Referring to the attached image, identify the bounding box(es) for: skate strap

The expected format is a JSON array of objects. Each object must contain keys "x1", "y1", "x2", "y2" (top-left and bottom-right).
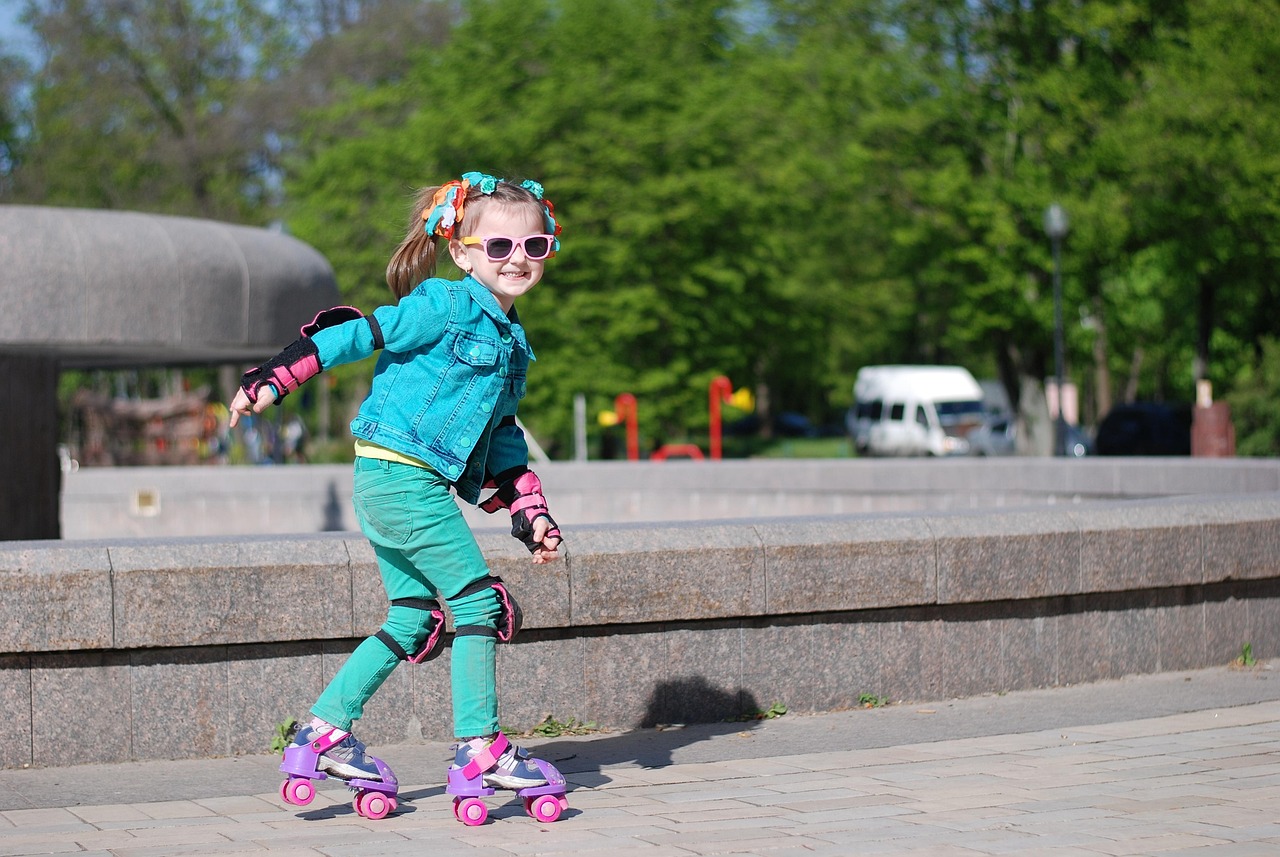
[
  {"x1": 309, "y1": 728, "x2": 350, "y2": 754},
  {"x1": 460, "y1": 732, "x2": 511, "y2": 781}
]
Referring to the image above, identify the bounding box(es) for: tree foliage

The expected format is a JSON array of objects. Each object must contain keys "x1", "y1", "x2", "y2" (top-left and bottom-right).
[
  {"x1": 1227, "y1": 338, "x2": 1280, "y2": 457},
  {"x1": 4, "y1": 0, "x2": 1278, "y2": 455}
]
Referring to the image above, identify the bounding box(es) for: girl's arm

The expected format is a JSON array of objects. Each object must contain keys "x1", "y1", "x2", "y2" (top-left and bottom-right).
[{"x1": 228, "y1": 306, "x2": 376, "y2": 427}]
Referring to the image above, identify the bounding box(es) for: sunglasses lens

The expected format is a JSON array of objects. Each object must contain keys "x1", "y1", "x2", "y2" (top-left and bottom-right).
[
  {"x1": 485, "y1": 238, "x2": 515, "y2": 259},
  {"x1": 525, "y1": 236, "x2": 551, "y2": 258}
]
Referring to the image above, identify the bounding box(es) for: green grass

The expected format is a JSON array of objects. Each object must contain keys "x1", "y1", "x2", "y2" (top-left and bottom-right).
[
  {"x1": 504, "y1": 715, "x2": 601, "y2": 738},
  {"x1": 729, "y1": 701, "x2": 789, "y2": 722},
  {"x1": 723, "y1": 436, "x2": 855, "y2": 459},
  {"x1": 751, "y1": 437, "x2": 855, "y2": 458},
  {"x1": 270, "y1": 717, "x2": 298, "y2": 753}
]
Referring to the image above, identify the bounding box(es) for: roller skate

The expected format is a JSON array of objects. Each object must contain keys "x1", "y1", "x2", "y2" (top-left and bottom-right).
[
  {"x1": 446, "y1": 732, "x2": 569, "y2": 825},
  {"x1": 278, "y1": 725, "x2": 399, "y2": 819}
]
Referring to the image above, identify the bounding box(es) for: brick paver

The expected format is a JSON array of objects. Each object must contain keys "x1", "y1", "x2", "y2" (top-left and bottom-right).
[{"x1": 2, "y1": 698, "x2": 1279, "y2": 856}]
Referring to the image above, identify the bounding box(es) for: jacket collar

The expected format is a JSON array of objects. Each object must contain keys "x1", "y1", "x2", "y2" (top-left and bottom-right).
[{"x1": 459, "y1": 276, "x2": 534, "y2": 359}]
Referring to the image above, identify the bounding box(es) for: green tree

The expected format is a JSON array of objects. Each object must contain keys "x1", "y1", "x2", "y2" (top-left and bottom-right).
[
  {"x1": 4, "y1": 0, "x2": 456, "y2": 219},
  {"x1": 0, "y1": 49, "x2": 26, "y2": 195},
  {"x1": 10, "y1": 0, "x2": 1273, "y2": 456},
  {"x1": 1227, "y1": 338, "x2": 1280, "y2": 457},
  {"x1": 288, "y1": 0, "x2": 787, "y2": 452},
  {"x1": 1099, "y1": 0, "x2": 1280, "y2": 402},
  {"x1": 8, "y1": 0, "x2": 289, "y2": 218}
]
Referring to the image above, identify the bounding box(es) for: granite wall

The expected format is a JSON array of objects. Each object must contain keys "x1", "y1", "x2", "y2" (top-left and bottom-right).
[{"x1": 4, "y1": 470, "x2": 1280, "y2": 768}]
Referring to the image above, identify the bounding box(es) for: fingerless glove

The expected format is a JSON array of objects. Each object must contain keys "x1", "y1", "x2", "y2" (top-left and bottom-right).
[{"x1": 480, "y1": 468, "x2": 562, "y2": 552}]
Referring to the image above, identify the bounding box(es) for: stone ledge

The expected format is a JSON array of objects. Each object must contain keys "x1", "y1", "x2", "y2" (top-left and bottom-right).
[
  {"x1": 4, "y1": 493, "x2": 1278, "y2": 653},
  {"x1": 2, "y1": 472, "x2": 1278, "y2": 767},
  {"x1": 59, "y1": 457, "x2": 1280, "y2": 539}
]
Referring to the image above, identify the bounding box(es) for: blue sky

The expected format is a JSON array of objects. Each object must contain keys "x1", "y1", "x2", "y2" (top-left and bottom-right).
[{"x1": 0, "y1": 1, "x2": 37, "y2": 60}]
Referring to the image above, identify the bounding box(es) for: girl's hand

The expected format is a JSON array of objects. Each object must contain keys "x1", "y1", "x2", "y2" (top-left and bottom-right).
[
  {"x1": 529, "y1": 516, "x2": 562, "y2": 564},
  {"x1": 228, "y1": 384, "x2": 277, "y2": 428}
]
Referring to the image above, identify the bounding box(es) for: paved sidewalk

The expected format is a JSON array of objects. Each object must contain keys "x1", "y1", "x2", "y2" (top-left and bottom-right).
[{"x1": 2, "y1": 666, "x2": 1280, "y2": 856}]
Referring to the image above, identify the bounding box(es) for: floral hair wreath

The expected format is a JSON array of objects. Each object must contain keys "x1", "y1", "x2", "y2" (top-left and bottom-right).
[{"x1": 423, "y1": 171, "x2": 562, "y2": 253}]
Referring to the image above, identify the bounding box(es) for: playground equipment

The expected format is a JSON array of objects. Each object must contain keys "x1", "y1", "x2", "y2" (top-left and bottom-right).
[
  {"x1": 708, "y1": 375, "x2": 733, "y2": 460},
  {"x1": 599, "y1": 377, "x2": 752, "y2": 461},
  {"x1": 613, "y1": 393, "x2": 639, "y2": 461}
]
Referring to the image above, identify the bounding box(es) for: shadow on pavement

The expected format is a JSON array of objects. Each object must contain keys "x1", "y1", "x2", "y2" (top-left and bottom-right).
[{"x1": 513, "y1": 676, "x2": 767, "y2": 778}]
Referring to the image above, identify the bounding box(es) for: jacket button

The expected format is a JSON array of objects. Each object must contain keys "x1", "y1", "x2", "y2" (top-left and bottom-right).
[
  {"x1": 481, "y1": 403, "x2": 492, "y2": 413},
  {"x1": 448, "y1": 464, "x2": 460, "y2": 476},
  {"x1": 459, "y1": 437, "x2": 470, "y2": 447}
]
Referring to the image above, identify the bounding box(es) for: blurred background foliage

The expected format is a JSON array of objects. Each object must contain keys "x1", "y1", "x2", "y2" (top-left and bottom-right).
[{"x1": 2, "y1": 0, "x2": 1278, "y2": 457}]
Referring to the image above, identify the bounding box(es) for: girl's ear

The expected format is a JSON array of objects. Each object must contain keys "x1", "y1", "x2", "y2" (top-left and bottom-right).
[{"x1": 447, "y1": 238, "x2": 472, "y2": 272}]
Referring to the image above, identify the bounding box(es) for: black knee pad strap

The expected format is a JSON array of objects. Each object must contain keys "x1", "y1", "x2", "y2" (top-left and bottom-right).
[
  {"x1": 452, "y1": 576, "x2": 522, "y2": 643},
  {"x1": 375, "y1": 597, "x2": 445, "y2": 663}
]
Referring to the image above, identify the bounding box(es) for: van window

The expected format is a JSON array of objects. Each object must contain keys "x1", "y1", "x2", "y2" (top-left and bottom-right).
[
  {"x1": 889, "y1": 403, "x2": 905, "y2": 421},
  {"x1": 857, "y1": 400, "x2": 883, "y2": 421},
  {"x1": 915, "y1": 405, "x2": 928, "y2": 427}
]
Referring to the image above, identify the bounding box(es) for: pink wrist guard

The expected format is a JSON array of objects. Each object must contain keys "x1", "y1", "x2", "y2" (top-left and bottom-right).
[
  {"x1": 480, "y1": 469, "x2": 562, "y2": 552},
  {"x1": 240, "y1": 337, "x2": 321, "y2": 404},
  {"x1": 239, "y1": 305, "x2": 377, "y2": 406}
]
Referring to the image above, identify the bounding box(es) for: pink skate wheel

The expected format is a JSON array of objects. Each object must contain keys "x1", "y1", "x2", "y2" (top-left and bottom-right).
[
  {"x1": 529, "y1": 794, "x2": 563, "y2": 823},
  {"x1": 356, "y1": 790, "x2": 393, "y2": 820},
  {"x1": 455, "y1": 796, "x2": 488, "y2": 826},
  {"x1": 283, "y1": 777, "x2": 315, "y2": 806}
]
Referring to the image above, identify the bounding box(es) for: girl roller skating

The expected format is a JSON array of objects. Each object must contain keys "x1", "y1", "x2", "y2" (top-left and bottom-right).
[{"x1": 230, "y1": 172, "x2": 568, "y2": 822}]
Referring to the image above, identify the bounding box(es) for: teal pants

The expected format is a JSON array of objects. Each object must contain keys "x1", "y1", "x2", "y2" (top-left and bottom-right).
[{"x1": 311, "y1": 457, "x2": 500, "y2": 739}]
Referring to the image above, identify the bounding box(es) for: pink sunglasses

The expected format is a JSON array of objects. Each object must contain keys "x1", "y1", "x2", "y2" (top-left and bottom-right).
[{"x1": 460, "y1": 234, "x2": 556, "y2": 261}]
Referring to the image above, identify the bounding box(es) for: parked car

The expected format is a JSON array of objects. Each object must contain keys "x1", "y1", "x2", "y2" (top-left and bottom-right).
[
  {"x1": 1094, "y1": 402, "x2": 1192, "y2": 456},
  {"x1": 774, "y1": 411, "x2": 819, "y2": 438},
  {"x1": 968, "y1": 414, "x2": 1091, "y2": 457},
  {"x1": 723, "y1": 412, "x2": 822, "y2": 438},
  {"x1": 968, "y1": 414, "x2": 1017, "y2": 456}
]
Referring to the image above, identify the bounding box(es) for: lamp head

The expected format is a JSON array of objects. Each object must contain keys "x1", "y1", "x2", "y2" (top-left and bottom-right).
[{"x1": 1043, "y1": 203, "x2": 1069, "y2": 240}]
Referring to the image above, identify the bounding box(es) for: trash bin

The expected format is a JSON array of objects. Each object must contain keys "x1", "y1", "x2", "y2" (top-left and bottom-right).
[{"x1": 1191, "y1": 402, "x2": 1235, "y2": 457}]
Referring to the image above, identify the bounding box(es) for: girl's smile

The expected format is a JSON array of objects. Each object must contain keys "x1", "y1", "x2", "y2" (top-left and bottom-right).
[{"x1": 450, "y1": 205, "x2": 547, "y2": 313}]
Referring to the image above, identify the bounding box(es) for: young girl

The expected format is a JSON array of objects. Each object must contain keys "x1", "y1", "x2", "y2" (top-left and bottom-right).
[{"x1": 230, "y1": 171, "x2": 564, "y2": 799}]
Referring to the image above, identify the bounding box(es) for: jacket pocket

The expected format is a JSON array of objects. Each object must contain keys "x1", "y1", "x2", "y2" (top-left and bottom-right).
[{"x1": 454, "y1": 334, "x2": 499, "y2": 368}]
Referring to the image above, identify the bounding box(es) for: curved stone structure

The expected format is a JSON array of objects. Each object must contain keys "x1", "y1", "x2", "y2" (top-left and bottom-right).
[
  {"x1": 0, "y1": 205, "x2": 341, "y2": 538},
  {"x1": 0, "y1": 205, "x2": 339, "y2": 366}
]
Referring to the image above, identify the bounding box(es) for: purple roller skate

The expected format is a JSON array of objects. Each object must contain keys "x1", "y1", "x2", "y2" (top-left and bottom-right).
[
  {"x1": 446, "y1": 732, "x2": 569, "y2": 825},
  {"x1": 278, "y1": 726, "x2": 399, "y2": 820}
]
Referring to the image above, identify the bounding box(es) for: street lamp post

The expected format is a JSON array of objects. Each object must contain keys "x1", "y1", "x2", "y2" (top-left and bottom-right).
[{"x1": 1043, "y1": 203, "x2": 1069, "y2": 457}]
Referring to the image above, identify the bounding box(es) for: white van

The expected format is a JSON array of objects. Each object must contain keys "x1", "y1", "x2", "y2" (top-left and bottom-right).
[{"x1": 847, "y1": 365, "x2": 986, "y2": 457}]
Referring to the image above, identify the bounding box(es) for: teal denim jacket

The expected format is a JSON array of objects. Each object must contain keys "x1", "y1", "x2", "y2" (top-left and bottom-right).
[{"x1": 312, "y1": 276, "x2": 534, "y2": 504}]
